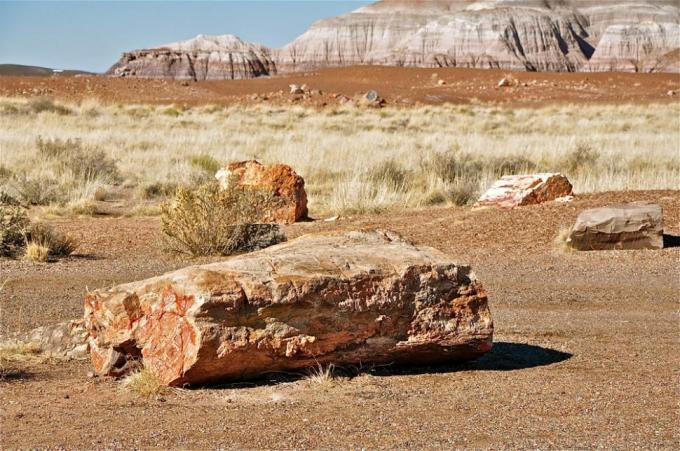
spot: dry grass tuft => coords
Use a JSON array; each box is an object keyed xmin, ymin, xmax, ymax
[
  {"xmin": 27, "ymin": 222, "xmax": 78, "ymax": 257},
  {"xmin": 305, "ymin": 362, "xmax": 338, "ymax": 386},
  {"xmin": 24, "ymin": 241, "xmax": 50, "ymax": 262},
  {"xmin": 121, "ymin": 366, "xmax": 167, "ymax": 397}
]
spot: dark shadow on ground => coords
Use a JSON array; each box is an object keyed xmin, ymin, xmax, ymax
[
  {"xmin": 197, "ymin": 342, "xmax": 572, "ymax": 389},
  {"xmin": 663, "ymin": 234, "xmax": 680, "ymax": 248},
  {"xmin": 367, "ymin": 342, "xmax": 572, "ymax": 377}
]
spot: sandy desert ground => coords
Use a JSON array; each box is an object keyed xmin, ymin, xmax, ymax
[
  {"xmin": 1, "ymin": 66, "xmax": 679, "ymax": 107},
  {"xmin": 1, "ymin": 68, "xmax": 679, "ymax": 449}
]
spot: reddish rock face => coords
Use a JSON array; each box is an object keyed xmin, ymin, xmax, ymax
[
  {"xmin": 215, "ymin": 160, "xmax": 308, "ymax": 224},
  {"xmin": 84, "ymin": 230, "xmax": 493, "ymax": 386},
  {"xmin": 475, "ymin": 173, "xmax": 573, "ymax": 209}
]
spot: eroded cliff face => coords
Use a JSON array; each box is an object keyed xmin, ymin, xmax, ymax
[
  {"xmin": 107, "ymin": 34, "xmax": 276, "ymax": 80},
  {"xmin": 578, "ymin": 1, "xmax": 680, "ymax": 72},
  {"xmin": 107, "ymin": 0, "xmax": 680, "ymax": 77},
  {"xmin": 280, "ymin": 0, "xmax": 679, "ymax": 73}
]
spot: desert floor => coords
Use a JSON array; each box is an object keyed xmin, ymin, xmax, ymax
[
  {"xmin": 2, "ymin": 190, "xmax": 678, "ymax": 449},
  {"xmin": 1, "ymin": 65, "xmax": 679, "ymax": 107}
]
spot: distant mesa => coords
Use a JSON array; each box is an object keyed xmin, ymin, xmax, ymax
[
  {"xmin": 0, "ymin": 64, "xmax": 94, "ymax": 77},
  {"xmin": 107, "ymin": 34, "xmax": 276, "ymax": 80},
  {"xmin": 107, "ymin": 0, "xmax": 680, "ymax": 79}
]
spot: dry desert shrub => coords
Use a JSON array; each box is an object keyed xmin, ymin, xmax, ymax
[
  {"xmin": 160, "ymin": 181, "xmax": 286, "ymax": 257},
  {"xmin": 27, "ymin": 98, "xmax": 72, "ymax": 115},
  {"xmin": 0, "ymin": 205, "xmax": 30, "ymax": 257},
  {"xmin": 121, "ymin": 366, "xmax": 167, "ymax": 397},
  {"xmin": 26, "ymin": 222, "xmax": 78, "ymax": 257},
  {"xmin": 24, "ymin": 241, "xmax": 50, "ymax": 262}
]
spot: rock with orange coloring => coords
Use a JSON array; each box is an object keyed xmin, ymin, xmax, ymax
[
  {"xmin": 474, "ymin": 173, "xmax": 573, "ymax": 209},
  {"xmin": 215, "ymin": 160, "xmax": 307, "ymax": 224},
  {"xmin": 84, "ymin": 230, "xmax": 493, "ymax": 386}
]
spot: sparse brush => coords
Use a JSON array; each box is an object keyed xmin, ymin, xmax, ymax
[
  {"xmin": 445, "ymin": 181, "xmax": 479, "ymax": 206},
  {"xmin": 26, "ymin": 222, "xmax": 78, "ymax": 257},
  {"xmin": 0, "ymin": 165, "xmax": 12, "ymax": 181},
  {"xmin": 367, "ymin": 159, "xmax": 409, "ymax": 190},
  {"xmin": 0, "ymin": 191, "xmax": 20, "ymax": 206},
  {"xmin": 37, "ymin": 137, "xmax": 121, "ymax": 183},
  {"xmin": 140, "ymin": 181, "xmax": 178, "ymax": 200},
  {"xmin": 27, "ymin": 98, "xmax": 72, "ymax": 115},
  {"xmin": 189, "ymin": 153, "xmax": 221, "ymax": 174},
  {"xmin": 160, "ymin": 180, "xmax": 286, "ymax": 257},
  {"xmin": 9, "ymin": 172, "xmax": 61, "ymax": 205},
  {"xmin": 305, "ymin": 362, "xmax": 338, "ymax": 386},
  {"xmin": 24, "ymin": 241, "xmax": 50, "ymax": 262},
  {"xmin": 121, "ymin": 366, "xmax": 167, "ymax": 397},
  {"xmin": 559, "ymin": 142, "xmax": 600, "ymax": 175},
  {"xmin": 0, "ymin": 205, "xmax": 30, "ymax": 257}
]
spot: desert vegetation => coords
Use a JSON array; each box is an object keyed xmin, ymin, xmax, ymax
[
  {"xmin": 160, "ymin": 180, "xmax": 285, "ymax": 257},
  {"xmin": 0, "ymin": 97, "xmax": 678, "ymax": 216}
]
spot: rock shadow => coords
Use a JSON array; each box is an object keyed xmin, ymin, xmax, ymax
[
  {"xmin": 663, "ymin": 234, "xmax": 680, "ymax": 248},
  {"xmin": 197, "ymin": 342, "xmax": 571, "ymax": 389},
  {"xmin": 368, "ymin": 342, "xmax": 572, "ymax": 377}
]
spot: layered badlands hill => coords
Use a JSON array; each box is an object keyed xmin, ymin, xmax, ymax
[
  {"xmin": 107, "ymin": 34, "xmax": 276, "ymax": 80},
  {"xmin": 107, "ymin": 0, "xmax": 680, "ymax": 78}
]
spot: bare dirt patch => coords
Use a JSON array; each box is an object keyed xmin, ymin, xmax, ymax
[
  {"xmin": 1, "ymin": 191, "xmax": 678, "ymax": 448},
  {"xmin": 1, "ymin": 66, "xmax": 678, "ymax": 107}
]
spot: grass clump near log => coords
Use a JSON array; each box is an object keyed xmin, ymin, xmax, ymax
[{"xmin": 160, "ymin": 180, "xmax": 286, "ymax": 257}]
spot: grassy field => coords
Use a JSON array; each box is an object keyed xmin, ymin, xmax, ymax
[{"xmin": 0, "ymin": 98, "xmax": 678, "ymax": 216}]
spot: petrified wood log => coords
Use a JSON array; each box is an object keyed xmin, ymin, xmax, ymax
[
  {"xmin": 568, "ymin": 202, "xmax": 663, "ymax": 250},
  {"xmin": 85, "ymin": 230, "xmax": 493, "ymax": 386}
]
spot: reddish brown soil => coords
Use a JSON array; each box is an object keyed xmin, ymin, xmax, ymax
[
  {"xmin": 1, "ymin": 191, "xmax": 678, "ymax": 449},
  {"xmin": 1, "ymin": 66, "xmax": 679, "ymax": 107}
]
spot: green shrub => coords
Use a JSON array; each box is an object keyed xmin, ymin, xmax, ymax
[
  {"xmin": 0, "ymin": 205, "xmax": 30, "ymax": 257},
  {"xmin": 160, "ymin": 181, "xmax": 285, "ymax": 257}
]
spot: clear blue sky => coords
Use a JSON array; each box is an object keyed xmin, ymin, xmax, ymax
[{"xmin": 0, "ymin": 1, "xmax": 370, "ymax": 72}]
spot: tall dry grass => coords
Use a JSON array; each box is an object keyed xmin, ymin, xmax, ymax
[{"xmin": 0, "ymin": 97, "xmax": 678, "ymax": 215}]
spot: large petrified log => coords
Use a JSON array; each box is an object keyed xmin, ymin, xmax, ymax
[
  {"xmin": 475, "ymin": 173, "xmax": 573, "ymax": 209},
  {"xmin": 567, "ymin": 202, "xmax": 663, "ymax": 250},
  {"xmin": 84, "ymin": 230, "xmax": 493, "ymax": 386}
]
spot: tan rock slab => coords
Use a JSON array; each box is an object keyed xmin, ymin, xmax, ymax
[{"xmin": 568, "ymin": 202, "xmax": 663, "ymax": 250}]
